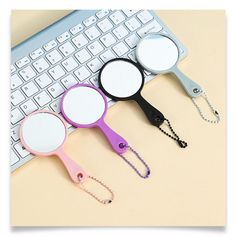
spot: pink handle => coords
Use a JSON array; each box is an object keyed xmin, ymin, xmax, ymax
[
  {"xmin": 56, "ymin": 147, "xmax": 87, "ymax": 183},
  {"xmin": 96, "ymin": 119, "xmax": 128, "ymax": 154}
]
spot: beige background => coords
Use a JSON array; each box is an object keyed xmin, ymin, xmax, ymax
[{"xmin": 11, "ymin": 10, "xmax": 226, "ymax": 226}]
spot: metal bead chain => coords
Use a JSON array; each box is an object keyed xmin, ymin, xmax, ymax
[
  {"xmin": 78, "ymin": 176, "xmax": 114, "ymax": 204},
  {"xmin": 192, "ymin": 92, "xmax": 220, "ymax": 124},
  {"xmin": 157, "ymin": 119, "xmax": 188, "ymax": 148},
  {"xmin": 118, "ymin": 145, "xmax": 150, "ymax": 179}
]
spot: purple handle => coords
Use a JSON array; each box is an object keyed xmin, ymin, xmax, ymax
[{"xmin": 96, "ymin": 119, "xmax": 128, "ymax": 154}]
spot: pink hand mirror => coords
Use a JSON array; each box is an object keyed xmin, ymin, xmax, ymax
[
  {"xmin": 60, "ymin": 83, "xmax": 150, "ymax": 179},
  {"xmin": 20, "ymin": 110, "xmax": 114, "ymax": 204}
]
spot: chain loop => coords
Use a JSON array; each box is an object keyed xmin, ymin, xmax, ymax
[
  {"xmin": 78, "ymin": 175, "xmax": 114, "ymax": 204},
  {"xmin": 192, "ymin": 91, "xmax": 220, "ymax": 124},
  {"xmin": 157, "ymin": 119, "xmax": 188, "ymax": 148},
  {"xmin": 118, "ymin": 145, "xmax": 150, "ymax": 179}
]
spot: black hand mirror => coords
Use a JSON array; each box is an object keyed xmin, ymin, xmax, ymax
[{"xmin": 98, "ymin": 58, "xmax": 187, "ymax": 148}]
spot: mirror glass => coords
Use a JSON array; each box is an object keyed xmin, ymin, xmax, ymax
[
  {"xmin": 99, "ymin": 60, "xmax": 143, "ymax": 98},
  {"xmin": 62, "ymin": 86, "xmax": 106, "ymax": 125},
  {"xmin": 21, "ymin": 112, "xmax": 66, "ymax": 153},
  {"xmin": 136, "ymin": 34, "xmax": 179, "ymax": 73}
]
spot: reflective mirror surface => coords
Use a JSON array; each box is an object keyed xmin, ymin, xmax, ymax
[
  {"xmin": 136, "ymin": 34, "xmax": 179, "ymax": 73},
  {"xmin": 21, "ymin": 112, "xmax": 66, "ymax": 153},
  {"xmin": 62, "ymin": 86, "xmax": 106, "ymax": 125},
  {"xmin": 99, "ymin": 59, "xmax": 143, "ymax": 98}
]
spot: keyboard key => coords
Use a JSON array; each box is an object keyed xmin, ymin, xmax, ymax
[
  {"xmin": 87, "ymin": 58, "xmax": 103, "ymax": 73},
  {"xmin": 11, "ymin": 90, "xmax": 25, "ymax": 106},
  {"xmin": 125, "ymin": 17, "xmax": 141, "ymax": 31},
  {"xmin": 11, "ymin": 125, "xmax": 20, "ymax": 141},
  {"xmin": 74, "ymin": 66, "xmax": 91, "ymax": 81},
  {"xmin": 128, "ymin": 51, "xmax": 136, "ymax": 61},
  {"xmin": 20, "ymin": 100, "xmax": 38, "ymax": 115},
  {"xmin": 48, "ymin": 65, "xmax": 65, "ymax": 80},
  {"xmin": 125, "ymin": 34, "xmax": 140, "ymax": 48},
  {"xmin": 97, "ymin": 18, "xmax": 113, "ymax": 33},
  {"xmin": 137, "ymin": 20, "xmax": 162, "ymax": 37},
  {"xmin": 35, "ymin": 73, "xmax": 52, "ymax": 88},
  {"xmin": 87, "ymin": 41, "xmax": 104, "ymax": 56},
  {"xmin": 33, "ymin": 58, "xmax": 50, "ymax": 73},
  {"xmin": 72, "ymin": 34, "xmax": 88, "ymax": 49},
  {"xmin": 137, "ymin": 10, "xmax": 153, "ymax": 24},
  {"xmin": 15, "ymin": 56, "xmax": 30, "ymax": 68},
  {"xmin": 57, "ymin": 31, "xmax": 71, "ymax": 43},
  {"xmin": 96, "ymin": 10, "xmax": 110, "ymax": 19},
  {"xmin": 100, "ymin": 33, "xmax": 116, "ymax": 47},
  {"xmin": 113, "ymin": 42, "xmax": 129, "ymax": 57},
  {"xmin": 19, "ymin": 66, "xmax": 36, "ymax": 81},
  {"xmin": 46, "ymin": 49, "xmax": 63, "ymax": 65},
  {"xmin": 85, "ymin": 26, "xmax": 101, "ymax": 40},
  {"xmin": 83, "ymin": 15, "xmax": 97, "ymax": 27},
  {"xmin": 29, "ymin": 48, "xmax": 44, "ymax": 60},
  {"xmin": 14, "ymin": 143, "xmax": 30, "ymax": 158},
  {"xmin": 113, "ymin": 25, "xmax": 129, "ymax": 40},
  {"xmin": 43, "ymin": 40, "xmax": 57, "ymax": 51},
  {"xmin": 22, "ymin": 81, "xmax": 39, "ymax": 97},
  {"xmin": 110, "ymin": 11, "xmax": 126, "ymax": 25},
  {"xmin": 59, "ymin": 41, "xmax": 75, "ymax": 57},
  {"xmin": 43, "ymin": 107, "xmax": 51, "ymax": 112},
  {"xmin": 11, "ymin": 64, "xmax": 16, "ymax": 73},
  {"xmin": 100, "ymin": 50, "xmax": 116, "ymax": 63},
  {"xmin": 11, "ymin": 74, "xmax": 23, "ymax": 90},
  {"xmin": 122, "ymin": 10, "xmax": 139, "ymax": 18},
  {"xmin": 11, "ymin": 108, "xmax": 24, "ymax": 125},
  {"xmin": 90, "ymin": 76, "xmax": 99, "ymax": 87},
  {"xmin": 61, "ymin": 75, "xmax": 78, "ymax": 89},
  {"xmin": 62, "ymin": 57, "xmax": 78, "ymax": 72},
  {"xmin": 50, "ymin": 99, "xmax": 61, "ymax": 113},
  {"xmin": 34, "ymin": 91, "xmax": 51, "ymax": 107},
  {"xmin": 11, "ymin": 150, "xmax": 20, "ymax": 166},
  {"xmin": 70, "ymin": 24, "xmax": 83, "ymax": 35},
  {"xmin": 82, "ymin": 80, "xmax": 91, "ymax": 85},
  {"xmin": 48, "ymin": 83, "xmax": 65, "ymax": 98},
  {"xmin": 74, "ymin": 49, "xmax": 91, "ymax": 64}
]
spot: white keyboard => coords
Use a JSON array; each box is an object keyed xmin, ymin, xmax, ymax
[{"xmin": 11, "ymin": 10, "xmax": 187, "ymax": 171}]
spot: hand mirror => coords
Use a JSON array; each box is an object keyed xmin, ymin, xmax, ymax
[
  {"xmin": 60, "ymin": 83, "xmax": 150, "ymax": 178},
  {"xmin": 136, "ymin": 33, "xmax": 220, "ymax": 123},
  {"xmin": 98, "ymin": 58, "xmax": 187, "ymax": 148},
  {"xmin": 20, "ymin": 110, "xmax": 87, "ymax": 183},
  {"xmin": 20, "ymin": 110, "xmax": 114, "ymax": 204},
  {"xmin": 61, "ymin": 83, "xmax": 128, "ymax": 154}
]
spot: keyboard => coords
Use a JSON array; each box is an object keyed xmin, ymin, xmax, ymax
[{"xmin": 11, "ymin": 10, "xmax": 187, "ymax": 171}]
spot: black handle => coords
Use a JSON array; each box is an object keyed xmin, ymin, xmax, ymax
[{"xmin": 134, "ymin": 94, "xmax": 165, "ymax": 126}]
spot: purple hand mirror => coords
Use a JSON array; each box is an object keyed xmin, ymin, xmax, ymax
[{"xmin": 60, "ymin": 83, "xmax": 150, "ymax": 179}]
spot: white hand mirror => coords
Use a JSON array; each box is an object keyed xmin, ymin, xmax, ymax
[{"xmin": 136, "ymin": 33, "xmax": 220, "ymax": 123}]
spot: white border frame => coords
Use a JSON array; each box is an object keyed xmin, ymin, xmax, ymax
[{"xmin": 1, "ymin": 0, "xmax": 235, "ymax": 235}]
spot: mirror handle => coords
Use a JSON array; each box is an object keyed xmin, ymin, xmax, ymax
[
  {"xmin": 171, "ymin": 67, "xmax": 202, "ymax": 98},
  {"xmin": 96, "ymin": 119, "xmax": 128, "ymax": 154},
  {"xmin": 56, "ymin": 147, "xmax": 87, "ymax": 183},
  {"xmin": 134, "ymin": 94, "xmax": 165, "ymax": 127}
]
